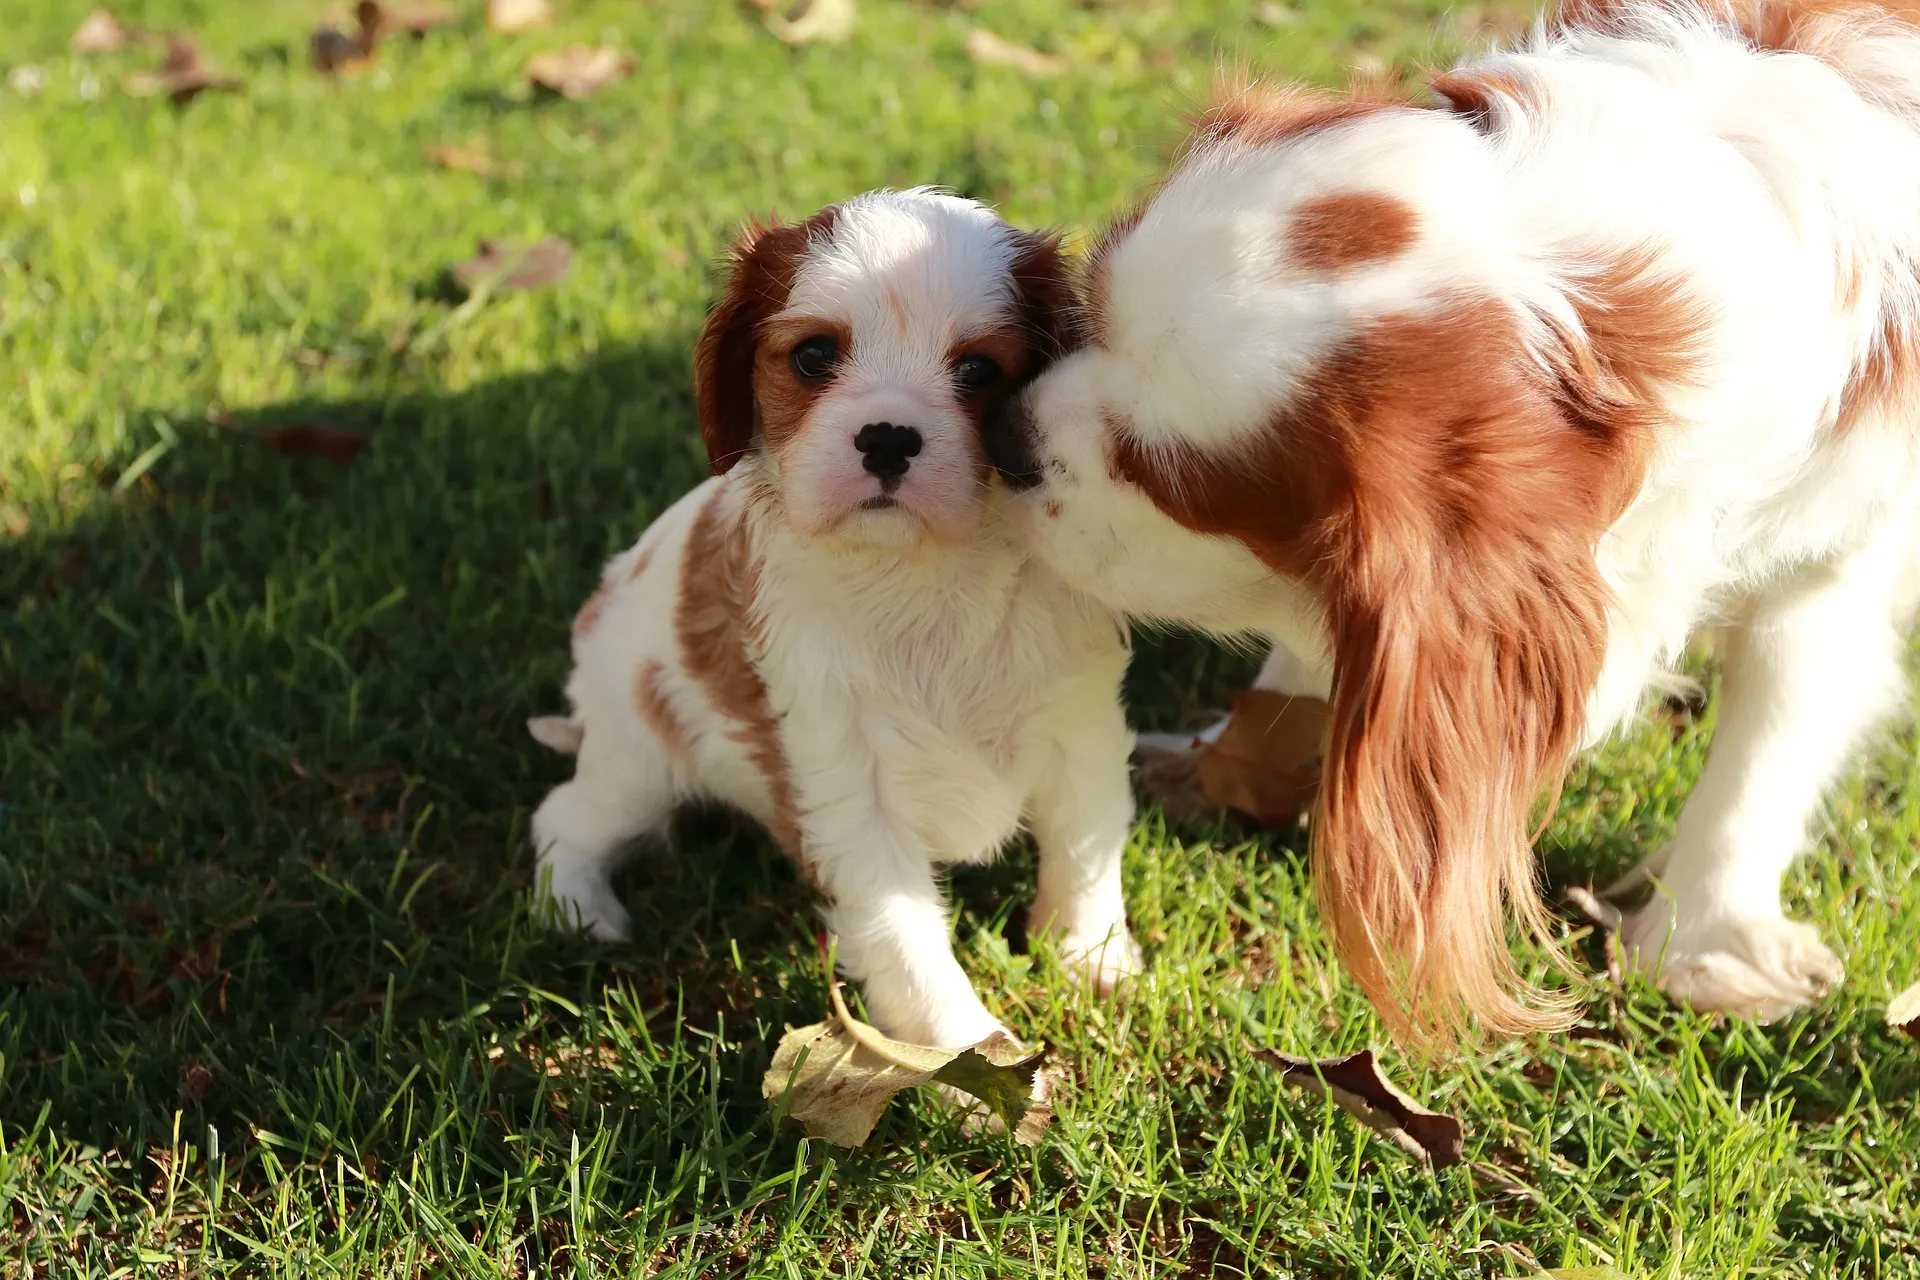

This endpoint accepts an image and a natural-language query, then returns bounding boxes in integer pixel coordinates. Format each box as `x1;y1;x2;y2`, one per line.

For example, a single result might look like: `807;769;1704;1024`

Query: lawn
1;0;1917;1274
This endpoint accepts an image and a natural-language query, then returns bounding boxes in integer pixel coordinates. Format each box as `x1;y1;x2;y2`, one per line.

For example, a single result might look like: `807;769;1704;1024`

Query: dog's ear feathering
1005;229;1085;367
693;207;840;476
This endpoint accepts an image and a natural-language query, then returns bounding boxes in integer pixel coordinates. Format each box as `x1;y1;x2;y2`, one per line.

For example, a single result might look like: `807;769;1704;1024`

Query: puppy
529;189;1140;1050
985;0;1920;1043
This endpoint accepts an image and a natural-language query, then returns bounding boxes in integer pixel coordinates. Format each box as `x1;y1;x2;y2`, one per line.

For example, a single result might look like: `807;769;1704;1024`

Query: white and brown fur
529;189;1140;1050
986;1;1920;1044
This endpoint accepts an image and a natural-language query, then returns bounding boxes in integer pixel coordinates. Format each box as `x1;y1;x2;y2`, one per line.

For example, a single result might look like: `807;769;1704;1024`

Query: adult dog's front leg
1622;524;1915;1017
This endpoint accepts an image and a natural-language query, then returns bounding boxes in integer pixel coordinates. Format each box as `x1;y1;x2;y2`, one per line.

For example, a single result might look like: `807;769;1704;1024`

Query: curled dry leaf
73;10;135;54
964;28;1068;76
760;0;858;46
1890;979;1920;1042
123;35;242;104
1254;1046;1464;1170
526;46;634;100
1135;690;1326;830
449;236;574;294
762;985;1052;1147
426;143;520;177
256;424;369;465
487;0;553;33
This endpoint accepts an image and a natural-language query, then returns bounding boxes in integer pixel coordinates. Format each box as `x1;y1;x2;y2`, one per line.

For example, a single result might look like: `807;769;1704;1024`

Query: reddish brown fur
1286;192;1421;274
693;206;842;475
1429;69;1547;133
676;489;807;867
1193;80;1410;152
633;659;694;764
570;544;656;640
1838;311;1920;434
1085;208;1145;349
1108;257;1705;1043
752;316;853;457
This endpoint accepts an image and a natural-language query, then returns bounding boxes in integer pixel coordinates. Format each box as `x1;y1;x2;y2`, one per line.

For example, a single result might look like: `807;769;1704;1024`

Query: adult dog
986;0;1920;1041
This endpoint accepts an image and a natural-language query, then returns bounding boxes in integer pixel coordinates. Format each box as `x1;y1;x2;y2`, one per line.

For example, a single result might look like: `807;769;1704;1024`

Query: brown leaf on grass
428;142;504;176
1135;690;1327;830
526;45;634;99
7;66;45;97
964;28;1068;76
73;9;137;54
449;236;574;294
1254;1046;1464;1170
311;1;384;75
762;985;1052;1147
1890;979;1920;1041
256;424;369;464
488;0;553;33
758;0;858;45
384;0;459;34
123;35;242;104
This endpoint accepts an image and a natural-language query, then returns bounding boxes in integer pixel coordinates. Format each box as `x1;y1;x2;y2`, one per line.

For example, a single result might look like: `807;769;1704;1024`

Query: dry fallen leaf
760;0;857;45
1254;1046;1464;1170
385;0;459;33
311;1;383;75
449;236;574;294
123;35;242;104
256;424;369;465
526;45;634;99
6;66;45;97
72;9;135;54
1890;979;1920;1042
763;985;1051;1147
1135;690;1326;830
428;143;497;175
488;0;553;33
965;28;1068;76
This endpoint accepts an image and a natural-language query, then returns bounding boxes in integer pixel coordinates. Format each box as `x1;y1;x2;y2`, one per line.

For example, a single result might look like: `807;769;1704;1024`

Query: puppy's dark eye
954;353;1003;393
791;336;840;382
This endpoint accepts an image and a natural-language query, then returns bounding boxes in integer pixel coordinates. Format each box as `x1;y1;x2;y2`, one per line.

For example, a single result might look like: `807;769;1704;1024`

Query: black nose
854;421;922;483
980;392;1043;491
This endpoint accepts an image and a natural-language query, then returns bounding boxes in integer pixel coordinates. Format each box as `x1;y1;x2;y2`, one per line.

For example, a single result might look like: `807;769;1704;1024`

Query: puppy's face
696;190;1075;550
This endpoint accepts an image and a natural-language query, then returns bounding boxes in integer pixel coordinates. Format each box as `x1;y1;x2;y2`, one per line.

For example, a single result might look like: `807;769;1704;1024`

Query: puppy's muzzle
981;391;1044;491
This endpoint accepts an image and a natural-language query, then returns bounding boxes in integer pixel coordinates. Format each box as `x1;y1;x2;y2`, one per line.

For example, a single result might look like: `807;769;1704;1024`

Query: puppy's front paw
1622;898;1842;1020
534;851;633;943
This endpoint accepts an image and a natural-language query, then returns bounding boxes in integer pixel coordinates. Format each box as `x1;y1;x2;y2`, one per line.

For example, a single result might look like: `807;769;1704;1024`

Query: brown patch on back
633;659;695;764
675;489;807;870
1838;312;1920;435
1287;191;1420;274
693;205;841;475
1192;80;1410;153
1106;256;1706;1045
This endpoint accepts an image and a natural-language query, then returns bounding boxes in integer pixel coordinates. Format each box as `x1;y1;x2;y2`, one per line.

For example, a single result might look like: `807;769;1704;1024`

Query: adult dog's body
986;0;1920;1040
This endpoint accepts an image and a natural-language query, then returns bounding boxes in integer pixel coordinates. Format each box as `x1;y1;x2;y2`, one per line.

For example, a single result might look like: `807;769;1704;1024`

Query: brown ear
1314;520;1602;1046
692;208;838;475
1006;229;1084;372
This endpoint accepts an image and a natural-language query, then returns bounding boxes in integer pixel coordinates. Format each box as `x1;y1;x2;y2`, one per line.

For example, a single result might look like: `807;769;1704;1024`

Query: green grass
1;0;1916;1274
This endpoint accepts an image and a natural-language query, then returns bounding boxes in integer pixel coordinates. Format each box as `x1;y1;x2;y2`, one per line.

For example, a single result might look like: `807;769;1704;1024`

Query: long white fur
529;191;1139;1049
1006;4;1920;1019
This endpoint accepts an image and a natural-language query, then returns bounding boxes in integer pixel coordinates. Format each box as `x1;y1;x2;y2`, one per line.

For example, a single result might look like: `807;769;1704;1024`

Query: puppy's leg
804;807;1001;1049
531;730;674;943
1028;690;1142;994
1622;524;1914;1018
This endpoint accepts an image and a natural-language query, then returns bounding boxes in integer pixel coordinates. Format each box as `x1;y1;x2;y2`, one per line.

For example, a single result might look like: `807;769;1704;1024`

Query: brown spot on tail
1286;191;1419;275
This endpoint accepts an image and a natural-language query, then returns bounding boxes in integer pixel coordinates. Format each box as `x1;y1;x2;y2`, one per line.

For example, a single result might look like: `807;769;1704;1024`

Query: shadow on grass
0;327;1256;1218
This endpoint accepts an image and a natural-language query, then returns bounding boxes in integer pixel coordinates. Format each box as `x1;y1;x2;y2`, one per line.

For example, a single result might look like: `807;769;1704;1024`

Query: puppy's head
694;189;1076;550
